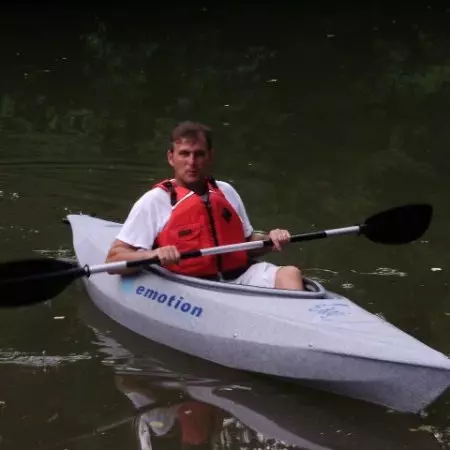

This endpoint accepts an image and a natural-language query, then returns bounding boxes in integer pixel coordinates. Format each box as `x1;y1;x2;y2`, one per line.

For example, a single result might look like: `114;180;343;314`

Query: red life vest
153;178;249;278
177;401;222;445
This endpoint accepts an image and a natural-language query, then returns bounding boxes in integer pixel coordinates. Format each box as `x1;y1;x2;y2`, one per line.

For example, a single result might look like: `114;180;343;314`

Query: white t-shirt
117;180;254;249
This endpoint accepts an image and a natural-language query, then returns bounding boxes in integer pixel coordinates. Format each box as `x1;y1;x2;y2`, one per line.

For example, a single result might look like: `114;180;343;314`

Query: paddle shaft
0;203;432;308
80;202;433;276
89;225;361;275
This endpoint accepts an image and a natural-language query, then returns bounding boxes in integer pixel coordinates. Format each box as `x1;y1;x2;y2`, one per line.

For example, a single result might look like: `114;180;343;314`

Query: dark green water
0;4;449;449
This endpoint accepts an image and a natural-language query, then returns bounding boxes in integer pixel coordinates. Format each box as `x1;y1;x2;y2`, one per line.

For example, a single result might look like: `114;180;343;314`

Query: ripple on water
304;267;339;284
33;247;75;259
0;350;92;368
409;424;450;448
0;191;20;200
351;267;408;277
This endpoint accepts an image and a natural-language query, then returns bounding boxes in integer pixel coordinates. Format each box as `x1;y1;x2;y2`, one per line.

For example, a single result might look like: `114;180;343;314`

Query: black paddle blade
0;258;85;308
362;203;433;244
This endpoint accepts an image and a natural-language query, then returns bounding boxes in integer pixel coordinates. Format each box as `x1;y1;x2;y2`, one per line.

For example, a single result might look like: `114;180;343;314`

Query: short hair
170;121;212;151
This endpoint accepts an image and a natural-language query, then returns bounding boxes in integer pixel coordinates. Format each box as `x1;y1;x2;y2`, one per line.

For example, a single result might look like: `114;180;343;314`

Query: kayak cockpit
145;265;328;299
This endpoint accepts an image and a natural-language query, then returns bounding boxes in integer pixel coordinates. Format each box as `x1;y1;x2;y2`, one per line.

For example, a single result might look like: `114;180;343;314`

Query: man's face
168;136;212;187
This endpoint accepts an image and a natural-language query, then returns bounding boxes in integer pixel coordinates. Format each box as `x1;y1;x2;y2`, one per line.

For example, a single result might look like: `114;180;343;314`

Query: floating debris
47;412;59;423
431;267;442;272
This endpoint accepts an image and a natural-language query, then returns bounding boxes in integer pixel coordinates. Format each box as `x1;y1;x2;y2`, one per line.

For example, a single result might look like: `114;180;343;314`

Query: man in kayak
105;121;304;290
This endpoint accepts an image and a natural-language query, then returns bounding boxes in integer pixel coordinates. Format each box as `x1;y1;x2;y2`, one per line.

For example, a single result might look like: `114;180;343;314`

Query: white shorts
227;261;280;288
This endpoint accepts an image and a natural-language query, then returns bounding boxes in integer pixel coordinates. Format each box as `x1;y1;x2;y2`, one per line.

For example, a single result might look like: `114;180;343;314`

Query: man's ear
167;148;174;167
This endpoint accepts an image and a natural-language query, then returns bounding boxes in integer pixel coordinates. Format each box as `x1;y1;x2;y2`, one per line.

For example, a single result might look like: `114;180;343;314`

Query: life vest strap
161;177;219;207
163;181;178;206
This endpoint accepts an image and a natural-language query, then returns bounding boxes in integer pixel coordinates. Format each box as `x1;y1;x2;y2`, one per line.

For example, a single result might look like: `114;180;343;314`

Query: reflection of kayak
67;214;450;413
79;297;443;450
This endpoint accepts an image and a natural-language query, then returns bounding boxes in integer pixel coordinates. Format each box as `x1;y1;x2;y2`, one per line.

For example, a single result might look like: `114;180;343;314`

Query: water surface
0;4;449;449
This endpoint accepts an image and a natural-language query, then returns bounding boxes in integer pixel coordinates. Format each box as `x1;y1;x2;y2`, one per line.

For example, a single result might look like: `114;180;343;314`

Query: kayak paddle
0;203;432;308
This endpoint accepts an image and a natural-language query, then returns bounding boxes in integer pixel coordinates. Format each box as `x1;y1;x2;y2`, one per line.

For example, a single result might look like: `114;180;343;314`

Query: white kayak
67;214;450;413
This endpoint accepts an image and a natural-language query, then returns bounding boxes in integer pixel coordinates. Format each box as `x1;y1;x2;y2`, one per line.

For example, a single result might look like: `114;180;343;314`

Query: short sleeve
216;181;254;238
116;190;170;249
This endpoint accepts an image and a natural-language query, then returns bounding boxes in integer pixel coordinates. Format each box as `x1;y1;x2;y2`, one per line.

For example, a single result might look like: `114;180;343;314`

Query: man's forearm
105;246;158;275
247;230;271;258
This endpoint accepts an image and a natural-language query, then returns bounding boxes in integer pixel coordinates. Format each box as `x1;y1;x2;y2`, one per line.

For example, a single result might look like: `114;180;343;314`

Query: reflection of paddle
45;400;166;449
0;203;432;307
48;397;224;449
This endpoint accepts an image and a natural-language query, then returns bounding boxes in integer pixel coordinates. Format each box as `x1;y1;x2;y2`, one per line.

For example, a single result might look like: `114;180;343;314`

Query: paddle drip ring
83;264;91;277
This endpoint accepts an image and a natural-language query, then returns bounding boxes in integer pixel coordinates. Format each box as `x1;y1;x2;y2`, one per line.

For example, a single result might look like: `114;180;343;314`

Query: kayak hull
67;214;450;413
80;297;442;450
